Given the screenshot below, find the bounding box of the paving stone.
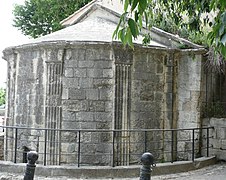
[0,163,226,180]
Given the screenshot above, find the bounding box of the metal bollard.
[140,152,155,180]
[23,151,39,180]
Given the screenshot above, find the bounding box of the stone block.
[63,78,79,88]
[61,121,79,129]
[62,100,88,112]
[71,49,86,60]
[87,69,103,78]
[216,128,226,139]
[177,131,191,141]
[80,132,92,142]
[68,143,77,153]
[68,89,85,100]
[137,102,156,112]
[80,143,96,154]
[103,69,113,78]
[85,48,102,60]
[64,60,78,68]
[99,88,113,100]
[182,101,191,111]
[133,72,150,80]
[65,68,74,78]
[94,61,112,68]
[79,122,97,129]
[104,101,113,112]
[62,152,77,164]
[211,139,222,150]
[86,89,99,100]
[88,101,105,112]
[74,69,87,77]
[62,88,69,99]
[78,61,94,68]
[190,91,200,101]
[96,122,111,129]
[65,49,72,60]
[94,112,112,122]
[96,143,111,153]
[79,78,93,88]
[140,91,155,101]
[93,79,113,89]
[62,111,76,121]
[77,112,94,122]
[61,132,77,143]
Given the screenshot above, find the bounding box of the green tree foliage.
[13,0,226,62]
[113,0,226,60]
[13,0,92,38]
[0,88,6,106]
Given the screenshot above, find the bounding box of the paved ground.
[0,162,225,180]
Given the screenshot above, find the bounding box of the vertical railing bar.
[78,130,81,167]
[14,127,18,163]
[44,129,47,166]
[192,129,195,162]
[171,130,174,163]
[112,131,115,167]
[207,128,209,157]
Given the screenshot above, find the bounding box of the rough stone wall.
[130,49,166,129]
[202,118,226,160]
[129,48,170,162]
[3,42,205,165]
[177,53,202,129]
[176,52,203,160]
[3,47,46,162]
[60,44,114,165]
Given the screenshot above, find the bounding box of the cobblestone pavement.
[0,162,225,180]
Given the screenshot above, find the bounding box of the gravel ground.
[0,162,225,180]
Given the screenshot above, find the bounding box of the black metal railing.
[0,126,213,167]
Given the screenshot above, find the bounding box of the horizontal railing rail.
[0,126,213,167]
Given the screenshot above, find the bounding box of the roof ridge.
[60,0,98,26]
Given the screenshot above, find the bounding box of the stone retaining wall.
[202,118,226,160]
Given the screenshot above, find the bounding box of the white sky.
[0,0,29,88]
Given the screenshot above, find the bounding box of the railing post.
[171,130,174,163]
[23,151,39,180]
[207,128,209,157]
[14,127,18,163]
[44,129,47,166]
[140,152,155,180]
[112,130,115,167]
[192,129,195,162]
[78,130,81,167]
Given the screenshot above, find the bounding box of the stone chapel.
[2,0,206,165]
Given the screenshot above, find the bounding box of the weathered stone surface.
[3,40,204,165]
